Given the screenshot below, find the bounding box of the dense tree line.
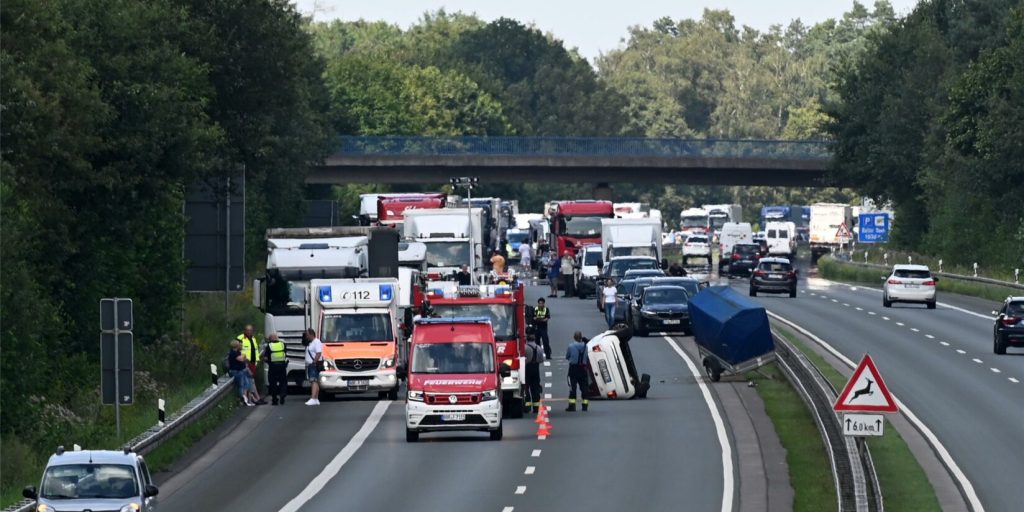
[830,0,1023,268]
[1,0,329,467]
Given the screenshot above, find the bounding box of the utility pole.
[450,177,479,283]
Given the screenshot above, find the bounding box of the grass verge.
[772,325,941,512]
[144,398,238,472]
[746,363,838,511]
[818,256,1015,303]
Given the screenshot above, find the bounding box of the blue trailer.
[689,286,775,381]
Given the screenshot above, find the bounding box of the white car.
[682,235,712,264]
[882,264,937,309]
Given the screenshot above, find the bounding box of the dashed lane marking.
[896,322,904,326]
[843,303,850,307]
[531,449,541,457]
[543,361,551,367]
[882,316,890,321]
[925,334,935,339]
[524,466,536,475]
[911,328,920,332]
[956,349,966,354]
[544,393,552,399]
[868,311,877,315]
[545,371,552,377]
[990,368,1001,374]
[515,486,526,495]
[941,341,951,346]
[972,358,983,364]
[544,382,552,388]
[1010,378,1020,384]
[856,307,863,311]
[503,507,514,512]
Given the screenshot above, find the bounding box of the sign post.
[450,177,479,283]
[101,298,134,440]
[834,354,898,440]
[857,213,890,244]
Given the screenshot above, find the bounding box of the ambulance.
[307,278,402,399]
[399,317,508,442]
[414,281,528,418]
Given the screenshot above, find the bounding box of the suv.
[24,448,159,512]
[992,296,1024,354]
[750,257,797,297]
[882,265,937,308]
[596,256,660,311]
[682,234,712,264]
[726,243,762,277]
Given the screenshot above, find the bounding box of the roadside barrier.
[834,254,1023,291]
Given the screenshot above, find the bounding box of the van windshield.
[322,313,393,342]
[608,259,658,278]
[41,464,139,500]
[412,342,495,374]
[431,304,516,341]
[424,242,470,268]
[584,251,602,266]
[610,246,656,258]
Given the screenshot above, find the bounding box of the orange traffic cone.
[536,421,551,437]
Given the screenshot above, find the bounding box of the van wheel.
[406,429,419,442]
[490,424,503,441]
[926,300,936,310]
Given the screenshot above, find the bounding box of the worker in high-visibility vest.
[262,332,288,405]
[237,325,265,404]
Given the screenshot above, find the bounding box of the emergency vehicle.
[376,193,446,230]
[414,280,528,418]
[549,200,615,258]
[307,278,402,399]
[400,317,508,442]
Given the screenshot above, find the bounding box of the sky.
[293,0,919,62]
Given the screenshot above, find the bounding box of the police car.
[23,447,159,512]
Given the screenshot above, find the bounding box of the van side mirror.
[396,364,408,380]
[499,363,512,378]
[22,486,37,500]
[144,484,160,498]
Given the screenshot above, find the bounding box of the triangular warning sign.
[835,222,853,240]
[834,354,899,413]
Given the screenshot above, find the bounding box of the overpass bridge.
[307,136,835,187]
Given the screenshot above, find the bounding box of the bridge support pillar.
[593,182,613,201]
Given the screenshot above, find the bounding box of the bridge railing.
[337,136,832,159]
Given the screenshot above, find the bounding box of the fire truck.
[413,280,529,419]
[549,200,615,258]
[376,193,446,230]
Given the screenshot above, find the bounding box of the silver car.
[24,447,159,512]
[882,264,937,309]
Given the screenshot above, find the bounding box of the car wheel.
[994,333,1007,355]
[749,287,757,297]
[490,423,504,441]
[406,428,419,442]
[882,294,892,308]
[926,300,936,310]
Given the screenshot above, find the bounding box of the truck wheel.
[489,424,503,441]
[406,429,419,442]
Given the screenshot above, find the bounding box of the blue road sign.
[858,213,890,243]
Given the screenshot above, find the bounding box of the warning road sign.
[834,354,899,413]
[835,222,853,241]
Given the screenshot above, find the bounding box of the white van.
[718,222,753,270]
[765,221,796,257]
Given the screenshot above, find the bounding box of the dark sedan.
[632,286,692,336]
[993,296,1024,355]
[727,243,762,277]
[629,277,702,325]
[749,257,797,297]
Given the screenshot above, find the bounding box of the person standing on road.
[490,250,506,274]
[237,325,265,403]
[262,332,288,405]
[304,328,323,406]
[533,298,552,359]
[546,259,559,297]
[455,265,472,285]
[227,340,255,406]
[560,253,574,297]
[523,334,544,413]
[519,240,532,272]
[565,331,589,412]
[601,279,617,329]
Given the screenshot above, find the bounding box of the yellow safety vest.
[237,333,259,365]
[268,341,287,363]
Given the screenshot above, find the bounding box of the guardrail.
[772,331,883,511]
[828,255,1024,291]
[4,376,235,512]
[337,135,833,160]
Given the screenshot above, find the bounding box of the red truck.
[414,281,528,419]
[400,317,509,442]
[376,193,446,228]
[550,200,615,258]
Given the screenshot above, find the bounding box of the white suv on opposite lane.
[883,264,937,309]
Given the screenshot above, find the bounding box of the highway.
[158,286,735,512]
[732,263,1024,512]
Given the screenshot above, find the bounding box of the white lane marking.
[941,341,951,346]
[843,303,850,307]
[868,311,877,316]
[956,349,967,354]
[662,336,734,512]
[538,435,547,440]
[911,328,920,332]
[856,307,864,311]
[278,401,390,512]
[824,278,996,320]
[810,292,817,296]
[545,371,552,377]
[925,334,935,339]
[882,316,891,321]
[1010,378,1020,383]
[524,466,536,475]
[990,368,1001,373]
[544,382,552,388]
[896,322,904,326]
[766,311,985,512]
[515,486,526,495]
[531,449,541,457]
[543,361,551,367]
[503,507,514,512]
[544,393,552,399]
[831,299,839,303]
[972,358,983,364]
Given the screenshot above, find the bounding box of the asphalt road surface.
[731,264,1023,511]
[158,285,731,512]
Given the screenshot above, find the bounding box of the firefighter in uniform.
[565,331,589,412]
[237,325,265,401]
[533,298,552,359]
[523,334,545,413]
[262,332,288,405]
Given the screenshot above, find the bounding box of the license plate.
[663,319,681,325]
[441,413,466,422]
[347,379,369,388]
[769,273,782,279]
[598,360,613,384]
[905,284,919,288]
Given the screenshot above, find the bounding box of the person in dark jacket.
[523,334,545,413]
[533,298,552,359]
[565,331,589,412]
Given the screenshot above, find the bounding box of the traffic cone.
[536,421,551,437]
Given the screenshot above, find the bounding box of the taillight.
[887,279,902,285]
[753,270,766,277]
[1000,317,1020,327]
[922,280,936,286]
[607,390,618,398]
[785,271,796,278]
[591,345,602,352]
[731,253,741,260]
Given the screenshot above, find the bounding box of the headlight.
[380,358,395,368]
[642,311,659,318]
[481,389,499,401]
[408,390,424,402]
[323,359,337,371]
[36,505,56,512]
[119,504,141,512]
